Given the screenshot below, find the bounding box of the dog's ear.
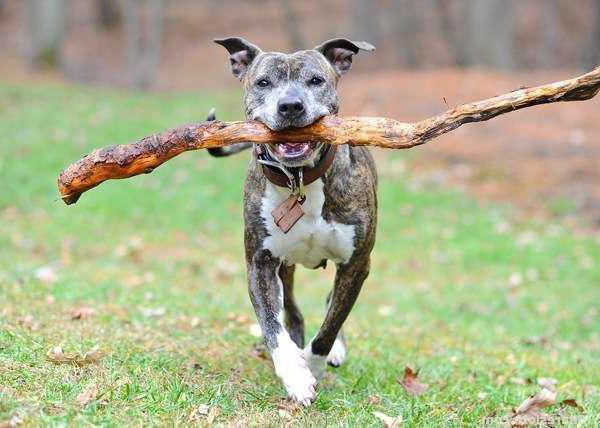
[314,38,375,76]
[214,37,262,80]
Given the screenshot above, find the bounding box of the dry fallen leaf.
[16,314,40,331]
[510,387,556,427]
[70,306,95,320]
[373,411,402,427]
[368,394,382,405]
[250,343,268,360]
[76,384,98,407]
[141,307,166,318]
[46,346,104,366]
[398,366,428,396]
[277,409,293,420]
[188,404,219,423]
[560,398,584,412]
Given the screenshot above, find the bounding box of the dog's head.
[215,37,374,167]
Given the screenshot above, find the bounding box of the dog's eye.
[309,76,325,86]
[256,79,270,88]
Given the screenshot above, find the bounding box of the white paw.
[326,338,346,367]
[302,346,327,380]
[282,363,317,406]
[272,335,317,406]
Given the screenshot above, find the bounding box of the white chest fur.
[260,180,356,268]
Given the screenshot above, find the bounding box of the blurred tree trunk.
[123,0,164,90]
[433,0,467,66]
[587,0,600,69]
[392,0,419,68]
[352,0,380,45]
[25,0,66,69]
[97,0,120,29]
[280,0,304,50]
[464,0,515,69]
[538,0,559,68]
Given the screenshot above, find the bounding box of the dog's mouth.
[265,141,323,167]
[273,142,315,159]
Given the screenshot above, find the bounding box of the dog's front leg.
[247,250,317,405]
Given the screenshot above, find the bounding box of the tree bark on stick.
[58,66,600,205]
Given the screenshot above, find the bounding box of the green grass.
[1,82,599,427]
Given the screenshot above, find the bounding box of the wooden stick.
[58,66,600,204]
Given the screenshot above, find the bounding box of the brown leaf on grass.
[76,384,98,407]
[188,404,219,424]
[70,306,95,320]
[46,346,104,366]
[560,398,584,412]
[250,343,268,360]
[510,387,556,427]
[16,314,40,331]
[373,411,402,427]
[367,394,382,405]
[398,366,428,396]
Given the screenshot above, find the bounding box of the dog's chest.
[260,181,355,268]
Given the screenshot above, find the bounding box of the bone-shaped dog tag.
[272,194,304,234]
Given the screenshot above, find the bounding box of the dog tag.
[272,194,304,234]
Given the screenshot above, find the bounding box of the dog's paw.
[283,364,317,406]
[272,336,317,406]
[279,353,317,406]
[302,346,327,380]
[326,338,346,367]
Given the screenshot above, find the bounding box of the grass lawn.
[1,82,599,427]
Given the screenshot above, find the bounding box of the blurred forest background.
[2,0,600,88]
[1,0,600,227]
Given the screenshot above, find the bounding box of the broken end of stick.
[61,193,81,205]
[58,181,82,205]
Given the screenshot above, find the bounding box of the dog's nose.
[277,97,305,119]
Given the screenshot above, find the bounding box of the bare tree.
[280,0,304,50]
[25,0,66,68]
[464,0,515,69]
[392,0,420,68]
[352,0,380,46]
[123,0,164,90]
[432,0,468,66]
[587,0,600,69]
[531,0,560,69]
[97,0,120,29]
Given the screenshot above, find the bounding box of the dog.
[210,37,377,406]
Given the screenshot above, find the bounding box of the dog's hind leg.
[248,250,316,405]
[279,264,305,348]
[303,257,371,378]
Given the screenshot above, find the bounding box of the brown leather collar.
[254,144,337,189]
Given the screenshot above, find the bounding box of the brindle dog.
[211,37,377,406]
